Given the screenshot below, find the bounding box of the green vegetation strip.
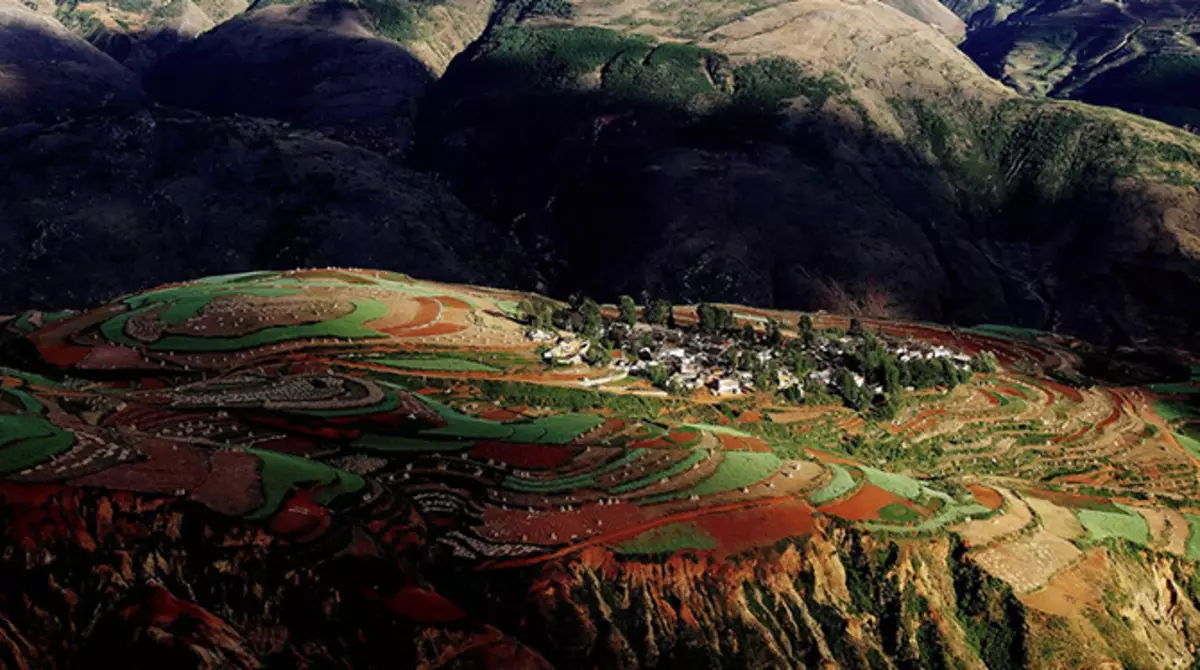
[502,448,648,493]
[609,449,711,495]
[860,466,924,500]
[247,449,365,520]
[644,452,782,503]
[1077,506,1150,545]
[878,503,921,524]
[809,464,857,505]
[683,422,754,437]
[1176,432,1200,461]
[616,522,716,554]
[862,502,990,534]
[1146,383,1200,395]
[1185,515,1200,561]
[1155,400,1200,422]
[153,299,390,351]
[418,396,603,444]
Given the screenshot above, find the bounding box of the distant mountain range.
[1,0,1198,351]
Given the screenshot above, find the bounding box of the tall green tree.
[581,298,603,338]
[798,314,815,347]
[766,319,783,346]
[618,295,638,326]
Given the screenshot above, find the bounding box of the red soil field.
[735,410,762,423]
[478,408,520,420]
[1025,377,1084,403]
[1022,487,1111,509]
[470,442,578,469]
[695,499,815,558]
[966,484,1003,510]
[435,296,472,310]
[818,484,902,521]
[715,433,772,453]
[1053,425,1090,444]
[266,489,330,541]
[1095,405,1122,431]
[384,586,466,623]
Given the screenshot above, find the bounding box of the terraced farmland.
[1,268,1199,641]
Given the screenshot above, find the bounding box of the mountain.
[947,0,1200,131]
[143,1,434,156]
[3,0,1200,345]
[0,106,530,312]
[0,269,1198,667]
[414,0,1200,349]
[0,0,144,124]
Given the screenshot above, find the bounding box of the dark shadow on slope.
[410,27,1200,349]
[0,3,145,126]
[143,0,435,157]
[0,105,534,313]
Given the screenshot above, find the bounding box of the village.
[525,296,986,411]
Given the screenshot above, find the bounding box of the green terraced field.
[502,448,648,493]
[645,452,783,503]
[878,502,921,524]
[247,448,365,519]
[683,422,755,437]
[1186,515,1200,561]
[616,522,716,554]
[860,466,924,500]
[1155,400,1200,422]
[1077,507,1151,545]
[418,396,603,444]
[809,464,857,505]
[610,449,711,494]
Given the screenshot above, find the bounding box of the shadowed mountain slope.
[415,8,1200,348]
[144,1,434,155]
[0,0,144,125]
[0,107,530,312]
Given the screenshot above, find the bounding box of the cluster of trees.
[618,295,676,327]
[697,303,736,333]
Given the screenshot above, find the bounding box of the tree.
[870,393,900,421]
[835,368,868,411]
[581,298,603,338]
[940,359,960,390]
[797,314,815,348]
[848,317,865,338]
[584,340,612,367]
[517,298,553,330]
[741,323,758,342]
[645,298,666,325]
[971,351,998,373]
[618,295,638,326]
[698,303,734,334]
[882,357,901,394]
[766,319,783,346]
[755,367,778,394]
[647,364,671,389]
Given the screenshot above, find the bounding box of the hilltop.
[1,269,1199,666]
